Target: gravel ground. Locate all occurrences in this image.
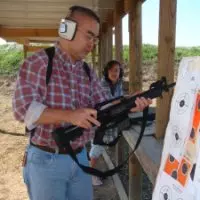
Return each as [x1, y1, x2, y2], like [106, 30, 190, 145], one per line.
[106, 139, 153, 200]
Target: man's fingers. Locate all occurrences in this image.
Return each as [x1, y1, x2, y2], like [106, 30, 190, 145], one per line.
[87, 108, 97, 118]
[87, 115, 101, 127]
[81, 120, 92, 129]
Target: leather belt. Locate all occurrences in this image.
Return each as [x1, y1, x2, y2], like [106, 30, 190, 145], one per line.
[30, 142, 83, 155]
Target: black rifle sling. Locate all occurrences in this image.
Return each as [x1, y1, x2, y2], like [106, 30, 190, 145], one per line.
[61, 107, 149, 178]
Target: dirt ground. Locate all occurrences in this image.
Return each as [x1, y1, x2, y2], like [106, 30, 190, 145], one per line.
[0, 76, 119, 200]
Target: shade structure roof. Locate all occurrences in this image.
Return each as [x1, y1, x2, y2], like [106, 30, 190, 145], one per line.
[0, 0, 116, 43]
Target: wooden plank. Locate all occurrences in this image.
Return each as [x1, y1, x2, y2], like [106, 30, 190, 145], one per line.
[98, 0, 115, 10]
[0, 18, 58, 27]
[0, 2, 95, 13]
[0, 27, 58, 38]
[124, 0, 146, 13]
[156, 0, 177, 138]
[26, 45, 51, 52]
[1, 0, 93, 3]
[128, 0, 142, 93]
[0, 2, 71, 12]
[106, 26, 113, 62]
[129, 153, 142, 200]
[123, 129, 162, 185]
[114, 0, 126, 22]
[102, 150, 128, 200]
[105, 10, 114, 27]
[114, 0, 124, 166]
[0, 11, 64, 19]
[23, 44, 27, 58]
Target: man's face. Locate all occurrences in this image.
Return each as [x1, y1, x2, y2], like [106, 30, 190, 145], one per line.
[70, 14, 99, 60]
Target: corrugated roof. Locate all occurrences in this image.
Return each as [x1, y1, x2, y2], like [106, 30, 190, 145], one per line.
[0, 0, 116, 43]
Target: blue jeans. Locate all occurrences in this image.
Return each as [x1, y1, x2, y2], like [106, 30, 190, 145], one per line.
[23, 145, 93, 200]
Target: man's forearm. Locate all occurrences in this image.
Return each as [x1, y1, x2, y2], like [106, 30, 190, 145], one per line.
[35, 108, 73, 125]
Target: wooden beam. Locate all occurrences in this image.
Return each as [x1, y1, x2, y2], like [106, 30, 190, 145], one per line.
[123, 128, 162, 185]
[103, 150, 128, 200]
[128, 0, 142, 93]
[0, 27, 58, 38]
[101, 22, 108, 34]
[27, 45, 51, 52]
[156, 0, 177, 138]
[28, 39, 57, 44]
[114, 0, 123, 62]
[106, 10, 114, 27]
[105, 26, 113, 62]
[0, 18, 58, 27]
[2, 0, 93, 3]
[114, 0, 126, 24]
[0, 1, 93, 12]
[129, 153, 142, 200]
[23, 44, 27, 59]
[0, 11, 63, 20]
[124, 0, 146, 13]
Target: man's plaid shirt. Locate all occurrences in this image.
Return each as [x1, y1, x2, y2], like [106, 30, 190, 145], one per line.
[12, 44, 108, 150]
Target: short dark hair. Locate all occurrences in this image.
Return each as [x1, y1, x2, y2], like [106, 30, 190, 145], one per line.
[103, 60, 124, 82]
[68, 5, 100, 24]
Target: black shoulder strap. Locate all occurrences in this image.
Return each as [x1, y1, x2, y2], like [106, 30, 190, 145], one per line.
[45, 47, 55, 85]
[45, 49, 90, 84]
[83, 62, 91, 82]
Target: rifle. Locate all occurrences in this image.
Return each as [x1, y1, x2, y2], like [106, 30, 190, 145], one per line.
[53, 77, 175, 145]
[52, 76, 175, 178]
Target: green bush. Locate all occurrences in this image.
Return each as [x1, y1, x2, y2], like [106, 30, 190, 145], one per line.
[0, 43, 200, 75]
[0, 44, 23, 75]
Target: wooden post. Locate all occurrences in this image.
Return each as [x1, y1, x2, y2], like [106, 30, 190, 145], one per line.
[23, 39, 29, 58]
[127, 1, 143, 199]
[23, 44, 28, 58]
[106, 26, 113, 62]
[155, 0, 177, 138]
[128, 0, 142, 93]
[114, 1, 124, 165]
[129, 152, 142, 200]
[114, 6, 123, 62]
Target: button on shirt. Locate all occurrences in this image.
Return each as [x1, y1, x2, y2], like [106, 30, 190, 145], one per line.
[12, 44, 108, 149]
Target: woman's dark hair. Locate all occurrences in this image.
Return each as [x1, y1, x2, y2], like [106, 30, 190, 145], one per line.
[103, 60, 124, 82]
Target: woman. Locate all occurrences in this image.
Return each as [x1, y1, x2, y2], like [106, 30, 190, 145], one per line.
[89, 60, 124, 186]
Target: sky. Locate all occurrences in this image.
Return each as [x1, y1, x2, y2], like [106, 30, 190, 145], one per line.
[122, 0, 200, 47]
[0, 0, 199, 47]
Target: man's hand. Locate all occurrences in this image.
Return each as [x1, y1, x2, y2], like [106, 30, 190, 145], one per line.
[130, 97, 152, 112]
[69, 108, 101, 129]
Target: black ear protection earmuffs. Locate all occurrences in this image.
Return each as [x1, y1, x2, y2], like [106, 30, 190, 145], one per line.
[58, 18, 77, 41]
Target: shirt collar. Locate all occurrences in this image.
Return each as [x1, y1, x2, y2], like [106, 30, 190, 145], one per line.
[55, 42, 83, 67]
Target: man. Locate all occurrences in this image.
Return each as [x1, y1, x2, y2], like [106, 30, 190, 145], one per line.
[12, 5, 151, 200]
